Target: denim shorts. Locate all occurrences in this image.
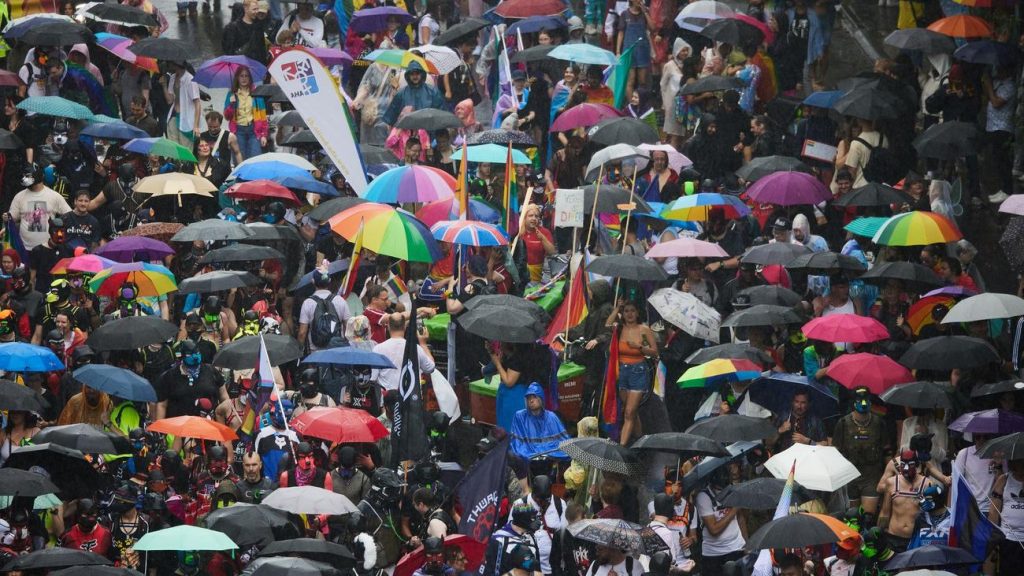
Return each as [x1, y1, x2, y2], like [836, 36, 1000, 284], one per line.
[618, 361, 651, 392]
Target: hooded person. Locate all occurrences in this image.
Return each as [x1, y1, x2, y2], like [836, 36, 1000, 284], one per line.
[683, 113, 735, 180]
[661, 38, 692, 144]
[509, 383, 570, 462]
[68, 44, 103, 86]
[792, 213, 829, 252]
[382, 61, 445, 127]
[480, 503, 542, 575]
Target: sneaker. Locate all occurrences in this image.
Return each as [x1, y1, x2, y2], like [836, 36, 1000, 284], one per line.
[989, 190, 1009, 203]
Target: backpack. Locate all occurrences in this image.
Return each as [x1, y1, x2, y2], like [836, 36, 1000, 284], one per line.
[309, 294, 343, 348]
[854, 135, 902, 185]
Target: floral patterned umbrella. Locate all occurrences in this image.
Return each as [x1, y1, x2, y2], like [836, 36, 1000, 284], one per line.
[568, 519, 669, 556]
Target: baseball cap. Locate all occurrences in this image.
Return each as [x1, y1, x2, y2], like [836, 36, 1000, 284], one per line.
[567, 15, 584, 31]
[511, 69, 526, 81]
[772, 217, 791, 231]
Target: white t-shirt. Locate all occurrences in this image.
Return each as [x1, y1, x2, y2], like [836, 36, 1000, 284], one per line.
[648, 520, 684, 567]
[371, 337, 435, 391]
[18, 60, 47, 99]
[9, 186, 73, 251]
[299, 289, 352, 351]
[587, 558, 643, 576]
[695, 489, 745, 557]
[954, 445, 1006, 513]
[278, 14, 326, 47]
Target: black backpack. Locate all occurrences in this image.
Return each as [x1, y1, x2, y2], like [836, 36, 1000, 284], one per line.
[309, 295, 343, 348]
[854, 135, 902, 185]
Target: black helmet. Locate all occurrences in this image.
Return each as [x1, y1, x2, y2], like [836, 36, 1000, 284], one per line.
[265, 201, 286, 223]
[422, 536, 443, 555]
[531, 475, 552, 501]
[20, 163, 40, 187]
[299, 367, 319, 385]
[143, 492, 166, 513]
[117, 162, 136, 183]
[72, 345, 94, 366]
[129, 428, 146, 442]
[78, 498, 98, 516]
[429, 410, 449, 434]
[337, 445, 357, 468]
[414, 461, 439, 484]
[296, 441, 314, 457]
[653, 493, 675, 518]
[511, 503, 540, 531]
[508, 543, 538, 571]
[179, 339, 200, 358]
[243, 309, 259, 323]
[203, 295, 222, 316]
[47, 278, 70, 304]
[10, 265, 27, 284]
[207, 445, 228, 462]
[370, 468, 404, 501]
[647, 551, 672, 575]
[45, 329, 63, 346]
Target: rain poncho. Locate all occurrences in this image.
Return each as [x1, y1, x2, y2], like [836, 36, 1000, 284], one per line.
[509, 383, 570, 461]
[381, 62, 446, 127]
[793, 214, 829, 252]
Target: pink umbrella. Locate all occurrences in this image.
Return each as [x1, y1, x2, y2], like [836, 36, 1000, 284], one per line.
[646, 237, 728, 259]
[803, 314, 889, 344]
[746, 171, 831, 206]
[999, 194, 1024, 216]
[731, 13, 774, 45]
[67, 254, 117, 274]
[825, 353, 913, 394]
[308, 47, 353, 67]
[551, 102, 623, 132]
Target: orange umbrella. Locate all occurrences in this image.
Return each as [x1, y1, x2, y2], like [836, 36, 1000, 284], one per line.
[148, 416, 238, 442]
[928, 14, 992, 38]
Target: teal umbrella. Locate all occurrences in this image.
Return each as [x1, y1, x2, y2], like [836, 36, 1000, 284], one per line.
[134, 525, 237, 551]
[16, 96, 94, 120]
[549, 43, 617, 66]
[452, 144, 531, 164]
[844, 216, 889, 239]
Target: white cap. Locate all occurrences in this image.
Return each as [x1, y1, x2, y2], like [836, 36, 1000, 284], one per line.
[568, 15, 584, 31]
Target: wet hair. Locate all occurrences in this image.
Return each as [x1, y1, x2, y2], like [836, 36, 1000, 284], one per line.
[205, 110, 224, 123]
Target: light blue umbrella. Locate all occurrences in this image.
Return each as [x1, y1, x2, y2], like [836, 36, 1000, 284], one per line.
[73, 364, 157, 402]
[0, 343, 64, 372]
[802, 91, 843, 109]
[452, 143, 531, 164]
[231, 161, 310, 181]
[304, 347, 396, 369]
[16, 96, 94, 120]
[549, 43, 617, 66]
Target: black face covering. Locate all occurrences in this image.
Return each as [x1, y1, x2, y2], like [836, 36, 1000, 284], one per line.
[299, 383, 318, 399]
[78, 515, 98, 531]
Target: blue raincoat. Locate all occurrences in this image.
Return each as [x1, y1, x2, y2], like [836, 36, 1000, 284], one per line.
[509, 383, 570, 461]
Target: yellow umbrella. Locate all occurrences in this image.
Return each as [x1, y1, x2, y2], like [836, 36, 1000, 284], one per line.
[134, 172, 216, 205]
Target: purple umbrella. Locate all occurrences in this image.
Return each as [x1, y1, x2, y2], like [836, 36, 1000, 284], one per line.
[94, 236, 175, 263]
[922, 285, 978, 298]
[308, 47, 354, 68]
[350, 6, 414, 34]
[949, 409, 1024, 434]
[194, 55, 267, 88]
[745, 171, 831, 206]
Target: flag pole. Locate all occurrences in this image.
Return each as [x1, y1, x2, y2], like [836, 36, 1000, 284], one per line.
[583, 165, 605, 252]
[563, 227, 579, 348]
[613, 163, 640, 303]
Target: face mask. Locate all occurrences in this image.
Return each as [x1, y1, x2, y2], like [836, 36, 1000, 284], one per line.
[298, 455, 315, 471]
[121, 286, 136, 300]
[204, 313, 219, 325]
[186, 328, 203, 341]
[900, 461, 918, 480]
[53, 133, 68, 146]
[862, 544, 877, 559]
[78, 515, 98, 531]
[20, 175, 34, 187]
[262, 213, 277, 223]
[339, 467, 354, 479]
[209, 461, 227, 476]
[845, 519, 861, 533]
[853, 398, 870, 414]
[919, 497, 936, 512]
[51, 230, 65, 245]
[300, 383, 318, 399]
[0, 322, 12, 336]
[183, 353, 202, 368]
[69, 277, 83, 289]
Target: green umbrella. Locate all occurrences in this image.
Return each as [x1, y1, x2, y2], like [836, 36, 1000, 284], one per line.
[844, 216, 889, 239]
[90, 114, 122, 124]
[0, 493, 62, 510]
[452, 144, 531, 164]
[16, 96, 94, 120]
[124, 137, 198, 162]
[133, 525, 237, 551]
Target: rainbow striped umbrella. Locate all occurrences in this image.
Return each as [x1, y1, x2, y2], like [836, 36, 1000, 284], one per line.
[678, 358, 763, 388]
[660, 193, 751, 221]
[362, 165, 456, 204]
[50, 254, 116, 275]
[907, 295, 957, 336]
[431, 220, 509, 247]
[89, 262, 177, 298]
[364, 49, 439, 74]
[872, 211, 962, 246]
[329, 203, 442, 263]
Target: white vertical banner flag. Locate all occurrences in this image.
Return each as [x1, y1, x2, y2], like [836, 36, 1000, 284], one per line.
[268, 49, 368, 194]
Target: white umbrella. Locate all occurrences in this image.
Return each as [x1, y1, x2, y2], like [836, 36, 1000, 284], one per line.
[261, 486, 358, 515]
[134, 172, 217, 197]
[764, 443, 860, 492]
[411, 44, 464, 74]
[648, 288, 721, 343]
[233, 152, 317, 174]
[638, 143, 694, 173]
[675, 0, 735, 30]
[585, 143, 649, 180]
[941, 292, 1024, 324]
[998, 194, 1024, 216]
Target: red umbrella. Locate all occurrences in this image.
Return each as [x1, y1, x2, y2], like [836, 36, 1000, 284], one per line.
[493, 0, 566, 18]
[290, 406, 389, 443]
[802, 314, 889, 344]
[394, 534, 487, 576]
[0, 70, 21, 88]
[225, 179, 301, 205]
[825, 353, 914, 394]
[731, 13, 775, 44]
[551, 102, 623, 132]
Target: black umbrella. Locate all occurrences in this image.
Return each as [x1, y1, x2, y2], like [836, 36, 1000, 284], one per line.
[467, 129, 535, 146]
[900, 336, 1001, 370]
[883, 544, 978, 571]
[5, 443, 104, 498]
[283, 130, 319, 147]
[978, 431, 1024, 460]
[878, 381, 953, 409]
[746, 513, 856, 550]
[2, 548, 113, 572]
[0, 128, 25, 150]
[884, 28, 957, 54]
[737, 285, 803, 307]
[568, 519, 668, 556]
[0, 379, 49, 412]
[128, 37, 192, 61]
[253, 83, 289, 103]
[33, 423, 131, 454]
[213, 335, 303, 369]
[243, 222, 303, 242]
[88, 315, 180, 351]
[686, 343, 774, 366]
[172, 219, 254, 242]
[455, 306, 546, 343]
[395, 108, 462, 131]
[258, 538, 356, 565]
[679, 75, 745, 96]
[913, 121, 979, 161]
[511, 44, 555, 63]
[833, 182, 914, 207]
[307, 197, 369, 222]
[719, 477, 810, 510]
[587, 117, 660, 147]
[52, 567, 145, 576]
[436, 17, 489, 46]
[464, 294, 550, 322]
[242, 557, 343, 576]
[275, 110, 307, 127]
[786, 251, 866, 273]
[971, 379, 1024, 398]
[587, 254, 668, 281]
[858, 261, 943, 290]
[954, 40, 1018, 66]
[739, 243, 812, 266]
[179, 270, 260, 294]
[681, 440, 762, 493]
[559, 438, 644, 476]
[360, 145, 400, 166]
[700, 17, 764, 46]
[204, 503, 302, 548]
[84, 3, 159, 27]
[685, 415, 776, 442]
[833, 86, 902, 121]
[735, 155, 812, 182]
[0, 468, 61, 496]
[580, 184, 653, 214]
[199, 243, 285, 264]
[721, 304, 803, 328]
[20, 20, 93, 46]
[632, 432, 729, 458]
[1001, 217, 1024, 274]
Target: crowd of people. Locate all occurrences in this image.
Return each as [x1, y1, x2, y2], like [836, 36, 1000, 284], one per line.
[1, 0, 1024, 575]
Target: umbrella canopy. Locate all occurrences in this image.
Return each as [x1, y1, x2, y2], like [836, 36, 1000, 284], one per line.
[0, 468, 62, 496]
[307, 197, 370, 222]
[121, 222, 186, 243]
[677, 0, 735, 23]
[0, 342, 64, 372]
[879, 381, 954, 409]
[329, 203, 442, 263]
[52, 254, 115, 275]
[884, 28, 958, 53]
[213, 335, 304, 369]
[913, 121, 979, 160]
[19, 20, 92, 46]
[632, 432, 729, 458]
[719, 477, 811, 510]
[435, 17, 489, 46]
[954, 40, 1017, 66]
[394, 534, 486, 576]
[351, 6, 415, 33]
[261, 486, 358, 515]
[900, 335, 1000, 370]
[747, 373, 838, 421]
[833, 86, 902, 120]
[740, 242, 812, 266]
[2, 13, 74, 38]
[89, 262, 177, 297]
[738, 285, 803, 307]
[746, 171, 831, 206]
[511, 43, 556, 63]
[464, 294, 549, 320]
[802, 314, 889, 343]
[0, 379, 49, 412]
[363, 165, 456, 203]
[559, 437, 644, 476]
[455, 305, 546, 342]
[172, 218, 254, 242]
[802, 90, 844, 109]
[199, 243, 285, 265]
[679, 74, 745, 96]
[179, 270, 259, 294]
[972, 379, 1024, 398]
[735, 155, 812, 182]
[686, 343, 773, 366]
[1002, 216, 1024, 274]
[242, 557, 343, 576]
[678, 358, 762, 388]
[5, 443, 103, 499]
[290, 406, 390, 443]
[2, 548, 112, 572]
[833, 182, 914, 207]
[999, 195, 1024, 216]
[466, 129, 535, 146]
[225, 180, 301, 205]
[685, 414, 777, 442]
[134, 525, 237, 551]
[859, 261, 943, 289]
[587, 117, 660, 146]
[94, 236, 175, 262]
[52, 567, 143, 576]
[648, 289, 722, 342]
[236, 152, 318, 172]
[394, 107, 461, 131]
[93, 32, 159, 73]
[681, 440, 762, 492]
[637, 143, 693, 173]
[907, 295, 957, 336]
[942, 292, 1024, 323]
[128, 36, 193, 60]
[194, 55, 267, 88]
[203, 503, 302, 548]
[588, 254, 668, 281]
[149, 416, 238, 441]
[585, 143, 650, 178]
[977, 432, 1024, 460]
[81, 120, 148, 141]
[883, 544, 978, 571]
[928, 14, 993, 38]
[746, 513, 860, 550]
[493, 0, 566, 17]
[452, 143, 531, 164]
[431, 220, 508, 246]
[786, 251, 867, 273]
[411, 45, 464, 74]
[17, 96, 94, 120]
[765, 444, 860, 491]
[230, 160, 311, 181]
[365, 48, 439, 73]
[73, 364, 157, 402]
[845, 216, 890, 239]
[826, 353, 914, 394]
[33, 423, 130, 454]
[124, 137, 197, 162]
[646, 237, 729, 259]
[87, 316, 179, 351]
[258, 538, 356, 565]
[721, 304, 804, 328]
[580, 184, 653, 215]
[568, 519, 668, 556]
[700, 16, 764, 45]
[949, 409, 1024, 434]
[550, 102, 622, 132]
[549, 43, 617, 66]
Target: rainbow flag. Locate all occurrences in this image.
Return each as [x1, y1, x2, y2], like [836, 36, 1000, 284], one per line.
[2, 220, 26, 264]
[542, 267, 588, 345]
[602, 329, 620, 426]
[341, 221, 364, 297]
[502, 142, 518, 233]
[385, 275, 408, 299]
[456, 141, 469, 221]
